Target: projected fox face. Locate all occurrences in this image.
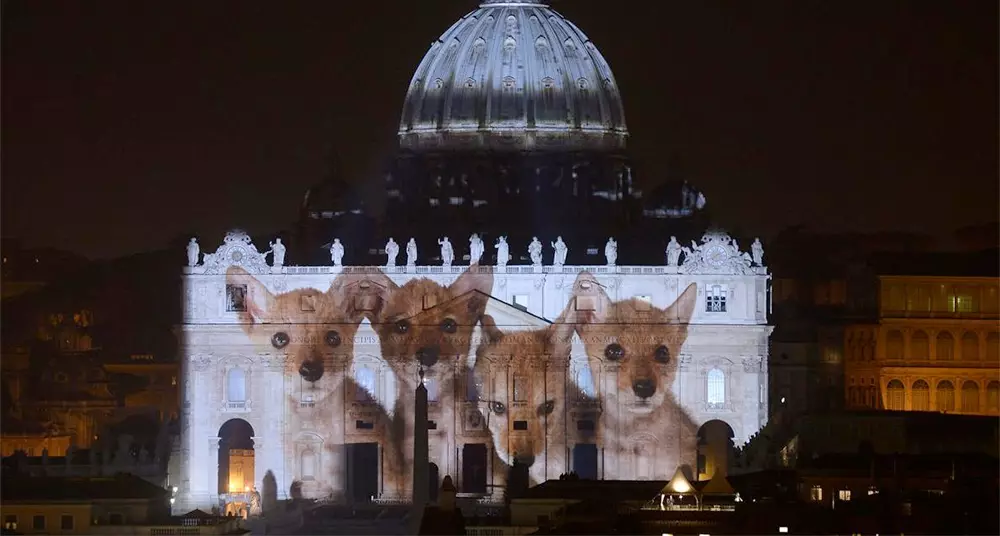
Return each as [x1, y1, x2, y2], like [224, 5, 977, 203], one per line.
[372, 265, 493, 399]
[567, 272, 697, 414]
[225, 266, 394, 495]
[473, 314, 574, 475]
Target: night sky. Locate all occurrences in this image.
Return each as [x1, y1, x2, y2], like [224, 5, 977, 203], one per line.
[3, 0, 997, 259]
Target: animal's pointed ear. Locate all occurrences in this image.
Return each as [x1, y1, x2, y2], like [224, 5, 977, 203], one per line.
[226, 266, 274, 324]
[565, 271, 611, 327]
[450, 264, 494, 300]
[664, 283, 698, 324]
[480, 314, 504, 344]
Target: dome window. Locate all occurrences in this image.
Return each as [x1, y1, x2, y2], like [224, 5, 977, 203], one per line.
[542, 77, 555, 89]
[577, 78, 590, 90]
[535, 36, 548, 49]
[502, 76, 516, 90]
[564, 38, 576, 50]
[504, 36, 516, 50]
[465, 78, 477, 89]
[473, 37, 486, 50]
[433, 78, 444, 89]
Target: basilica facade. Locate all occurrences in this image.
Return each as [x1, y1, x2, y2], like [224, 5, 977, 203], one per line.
[175, 0, 772, 512]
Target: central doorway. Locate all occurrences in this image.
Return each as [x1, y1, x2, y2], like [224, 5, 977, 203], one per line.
[345, 442, 379, 502]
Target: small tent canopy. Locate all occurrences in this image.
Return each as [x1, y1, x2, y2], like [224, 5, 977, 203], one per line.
[662, 467, 697, 496]
[700, 470, 735, 496]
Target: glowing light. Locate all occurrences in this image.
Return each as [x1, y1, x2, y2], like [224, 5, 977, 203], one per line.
[671, 480, 691, 493]
[172, 486, 178, 494]
[170, 497, 175, 505]
[779, 527, 788, 533]
[780, 396, 786, 404]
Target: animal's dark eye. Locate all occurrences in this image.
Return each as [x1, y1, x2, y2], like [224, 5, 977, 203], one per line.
[604, 343, 624, 361]
[538, 400, 555, 415]
[654, 345, 670, 364]
[299, 360, 323, 382]
[490, 401, 506, 415]
[395, 320, 410, 334]
[441, 318, 457, 334]
[271, 332, 290, 349]
[325, 330, 342, 347]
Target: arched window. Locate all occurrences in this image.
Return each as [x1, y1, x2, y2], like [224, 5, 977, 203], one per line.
[912, 380, 930, 411]
[301, 449, 316, 481]
[707, 368, 725, 409]
[227, 368, 246, 404]
[886, 380, 905, 411]
[355, 367, 375, 402]
[936, 380, 955, 412]
[961, 381, 980, 413]
[910, 331, 929, 360]
[987, 381, 1000, 412]
[466, 368, 483, 402]
[935, 331, 954, 360]
[962, 332, 980, 360]
[886, 331, 904, 360]
[986, 332, 1000, 361]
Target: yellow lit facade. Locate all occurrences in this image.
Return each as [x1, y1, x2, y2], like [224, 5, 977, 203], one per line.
[845, 276, 1000, 415]
[227, 448, 254, 493]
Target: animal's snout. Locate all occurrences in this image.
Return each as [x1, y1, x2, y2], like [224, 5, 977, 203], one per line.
[415, 346, 440, 367]
[513, 453, 536, 467]
[632, 379, 656, 399]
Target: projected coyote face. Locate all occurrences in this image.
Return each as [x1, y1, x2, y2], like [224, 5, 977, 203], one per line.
[370, 264, 494, 494]
[225, 266, 393, 498]
[567, 272, 697, 414]
[473, 311, 579, 485]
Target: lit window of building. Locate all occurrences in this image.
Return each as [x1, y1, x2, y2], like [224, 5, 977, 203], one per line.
[707, 368, 725, 409]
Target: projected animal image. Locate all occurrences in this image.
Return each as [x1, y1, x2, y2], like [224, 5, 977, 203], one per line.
[218, 266, 706, 500]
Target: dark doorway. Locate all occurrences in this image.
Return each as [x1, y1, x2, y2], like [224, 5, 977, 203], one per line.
[462, 443, 488, 493]
[345, 442, 379, 502]
[428, 463, 440, 502]
[217, 419, 255, 495]
[572, 443, 598, 479]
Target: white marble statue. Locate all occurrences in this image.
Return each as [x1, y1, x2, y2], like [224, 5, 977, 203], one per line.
[528, 237, 543, 267]
[751, 238, 764, 266]
[329, 239, 344, 267]
[468, 233, 485, 265]
[665, 236, 682, 267]
[605, 238, 618, 267]
[406, 238, 418, 267]
[551, 236, 568, 267]
[438, 237, 454, 267]
[249, 486, 262, 517]
[495, 236, 511, 268]
[385, 238, 399, 268]
[186, 238, 200, 267]
[268, 238, 286, 267]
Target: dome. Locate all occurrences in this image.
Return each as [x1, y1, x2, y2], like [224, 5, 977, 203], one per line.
[398, 0, 628, 153]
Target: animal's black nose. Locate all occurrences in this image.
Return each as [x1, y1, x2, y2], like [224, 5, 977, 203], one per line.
[633, 379, 656, 399]
[514, 454, 536, 467]
[416, 346, 440, 367]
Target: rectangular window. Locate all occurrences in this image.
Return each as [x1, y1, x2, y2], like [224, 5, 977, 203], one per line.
[513, 294, 529, 310]
[513, 376, 527, 402]
[425, 377, 439, 403]
[838, 489, 851, 501]
[422, 294, 438, 310]
[513, 420, 528, 430]
[109, 513, 124, 525]
[634, 295, 652, 311]
[3, 516, 16, 531]
[576, 420, 595, 431]
[355, 420, 374, 430]
[466, 369, 483, 402]
[61, 515, 74, 531]
[810, 485, 823, 502]
[707, 285, 727, 312]
[226, 284, 247, 312]
[32, 515, 44, 530]
[300, 294, 316, 312]
[575, 296, 597, 311]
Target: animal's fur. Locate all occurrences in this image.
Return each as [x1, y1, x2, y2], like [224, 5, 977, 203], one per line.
[226, 266, 394, 499]
[369, 265, 494, 496]
[565, 272, 700, 479]
[473, 307, 595, 486]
